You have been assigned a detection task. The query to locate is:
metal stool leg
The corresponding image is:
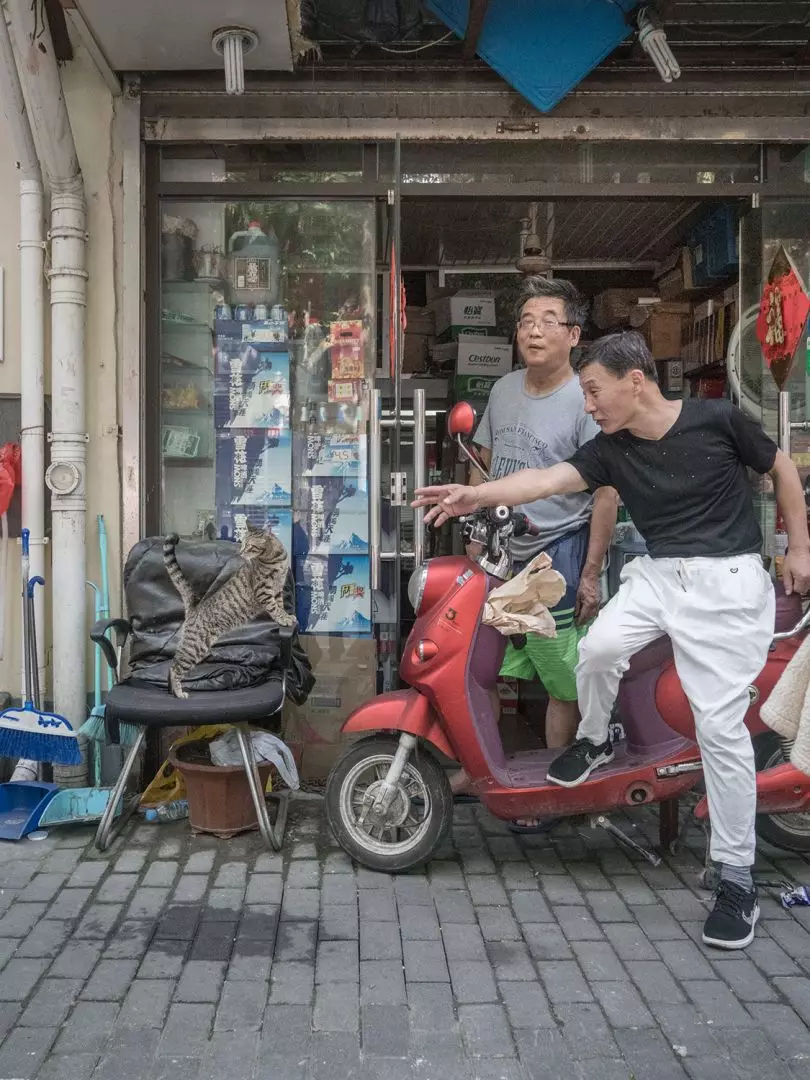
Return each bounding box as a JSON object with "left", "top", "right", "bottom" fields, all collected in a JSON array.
[
  {"left": 94, "top": 728, "right": 147, "bottom": 852},
  {"left": 235, "top": 723, "right": 289, "bottom": 852}
]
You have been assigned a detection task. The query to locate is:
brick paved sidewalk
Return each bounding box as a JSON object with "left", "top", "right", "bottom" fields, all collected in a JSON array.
[{"left": 0, "top": 798, "right": 808, "bottom": 1080}]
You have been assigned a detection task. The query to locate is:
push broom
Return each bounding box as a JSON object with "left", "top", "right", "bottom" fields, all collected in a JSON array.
[{"left": 0, "top": 529, "right": 81, "bottom": 765}]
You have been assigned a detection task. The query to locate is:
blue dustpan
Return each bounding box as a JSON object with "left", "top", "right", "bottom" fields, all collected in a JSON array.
[
  {"left": 0, "top": 781, "right": 59, "bottom": 840},
  {"left": 38, "top": 786, "right": 121, "bottom": 828}
]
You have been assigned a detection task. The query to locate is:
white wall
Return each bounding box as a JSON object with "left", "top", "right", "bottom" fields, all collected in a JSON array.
[{"left": 0, "top": 38, "right": 122, "bottom": 704}]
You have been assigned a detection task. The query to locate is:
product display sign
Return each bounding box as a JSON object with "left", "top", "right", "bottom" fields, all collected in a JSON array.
[
  {"left": 216, "top": 429, "right": 293, "bottom": 511},
  {"left": 297, "top": 432, "right": 367, "bottom": 478},
  {"left": 293, "top": 476, "right": 370, "bottom": 556},
  {"left": 295, "top": 554, "right": 372, "bottom": 635}
]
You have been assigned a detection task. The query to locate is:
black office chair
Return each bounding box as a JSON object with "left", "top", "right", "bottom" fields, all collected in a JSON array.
[{"left": 90, "top": 535, "right": 313, "bottom": 853}]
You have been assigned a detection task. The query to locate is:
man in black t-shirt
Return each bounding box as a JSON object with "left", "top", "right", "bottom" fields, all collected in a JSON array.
[{"left": 414, "top": 331, "right": 810, "bottom": 952}]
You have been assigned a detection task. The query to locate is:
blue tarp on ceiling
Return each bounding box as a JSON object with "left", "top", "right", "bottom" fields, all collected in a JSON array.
[{"left": 427, "top": 0, "right": 638, "bottom": 113}]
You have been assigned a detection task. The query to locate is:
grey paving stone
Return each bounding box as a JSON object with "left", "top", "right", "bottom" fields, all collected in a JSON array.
[
  {"left": 570, "top": 940, "right": 626, "bottom": 982},
  {"left": 0, "top": 1025, "right": 57, "bottom": 1078},
  {"left": 321, "top": 875, "right": 357, "bottom": 905},
  {"left": 245, "top": 874, "right": 283, "bottom": 905},
  {"left": 316, "top": 939, "right": 359, "bottom": 983},
  {"left": 158, "top": 1002, "right": 215, "bottom": 1056},
  {"left": 361, "top": 960, "right": 407, "bottom": 1005},
  {"left": 711, "top": 1027, "right": 787, "bottom": 1080},
  {"left": 522, "top": 923, "right": 574, "bottom": 961},
  {"left": 117, "top": 979, "right": 175, "bottom": 1028},
  {"left": 53, "top": 1000, "right": 119, "bottom": 1054},
  {"left": 0, "top": 935, "right": 16, "bottom": 968},
  {"left": 610, "top": 876, "right": 658, "bottom": 906},
  {"left": 603, "top": 922, "right": 659, "bottom": 962},
  {"left": 509, "top": 890, "right": 554, "bottom": 923},
  {"left": 19, "top": 977, "right": 82, "bottom": 1027},
  {"left": 772, "top": 976, "right": 810, "bottom": 1025},
  {"left": 0, "top": 862, "right": 37, "bottom": 889},
  {"left": 567, "top": 864, "right": 613, "bottom": 891},
  {"left": 540, "top": 877, "right": 584, "bottom": 906},
  {"left": 585, "top": 890, "right": 634, "bottom": 923},
  {"left": 477, "top": 907, "right": 522, "bottom": 942},
  {"left": 281, "top": 887, "right": 320, "bottom": 921},
  {"left": 441, "top": 923, "right": 487, "bottom": 961},
  {"left": 203, "top": 888, "right": 244, "bottom": 918},
  {"left": 0, "top": 901, "right": 47, "bottom": 936},
  {"left": 591, "top": 979, "right": 656, "bottom": 1027},
  {"left": 654, "top": 938, "right": 717, "bottom": 980},
  {"left": 269, "top": 960, "right": 314, "bottom": 1004},
  {"left": 197, "top": 1030, "right": 259, "bottom": 1080},
  {"left": 458, "top": 851, "right": 498, "bottom": 876},
  {"left": 49, "top": 887, "right": 91, "bottom": 919},
  {"left": 113, "top": 851, "right": 148, "bottom": 874},
  {"left": 746, "top": 935, "right": 801, "bottom": 977},
  {"left": 275, "top": 919, "right": 318, "bottom": 962},
  {"left": 17, "top": 918, "right": 72, "bottom": 958},
  {"left": 189, "top": 920, "right": 237, "bottom": 962},
  {"left": 214, "top": 978, "right": 268, "bottom": 1030},
  {"left": 487, "top": 837, "right": 525, "bottom": 864},
  {"left": 466, "top": 876, "right": 509, "bottom": 906},
  {"left": 407, "top": 983, "right": 456, "bottom": 1031},
  {"left": 228, "top": 940, "right": 273, "bottom": 982},
  {"left": 307, "top": 1030, "right": 364, "bottom": 1080},
  {"left": 649, "top": 1002, "right": 727, "bottom": 1059},
  {"left": 40, "top": 850, "right": 82, "bottom": 874},
  {"left": 185, "top": 851, "right": 216, "bottom": 874},
  {"left": 556, "top": 1002, "right": 621, "bottom": 1060},
  {"left": 314, "top": 980, "right": 359, "bottom": 1032},
  {"left": 459, "top": 1003, "right": 514, "bottom": 1058},
  {"left": 403, "top": 940, "right": 450, "bottom": 982},
  {"left": 290, "top": 841, "right": 318, "bottom": 860},
  {"left": 361, "top": 919, "right": 402, "bottom": 961},
  {"left": 138, "top": 942, "right": 188, "bottom": 979},
  {"left": 711, "top": 958, "right": 778, "bottom": 1002},
  {"left": 319, "top": 904, "right": 359, "bottom": 941},
  {"left": 613, "top": 1027, "right": 691, "bottom": 1080},
  {"left": 501, "top": 863, "right": 539, "bottom": 891},
  {"left": 658, "top": 889, "right": 711, "bottom": 922},
  {"left": 49, "top": 941, "right": 103, "bottom": 979},
  {"left": 633, "top": 904, "right": 690, "bottom": 942},
  {"left": 81, "top": 958, "right": 140, "bottom": 1001},
  {"left": 538, "top": 959, "right": 594, "bottom": 1004},
  {"left": 398, "top": 903, "right": 441, "bottom": 941},
  {"left": 751, "top": 1002, "right": 810, "bottom": 1060},
  {"left": 142, "top": 862, "right": 179, "bottom": 888},
  {"left": 18, "top": 873, "right": 67, "bottom": 903},
  {"left": 254, "top": 852, "right": 285, "bottom": 873},
  {"left": 363, "top": 1003, "right": 410, "bottom": 1056},
  {"left": 128, "top": 888, "right": 171, "bottom": 920},
  {"left": 155, "top": 904, "right": 200, "bottom": 941},
  {"left": 359, "top": 888, "right": 398, "bottom": 922},
  {"left": 554, "top": 905, "right": 604, "bottom": 942},
  {"left": 259, "top": 1003, "right": 313, "bottom": 1058},
  {"left": 175, "top": 960, "right": 227, "bottom": 1003},
  {"left": 626, "top": 959, "right": 686, "bottom": 1003},
  {"left": 286, "top": 860, "right": 321, "bottom": 889},
  {"left": 499, "top": 981, "right": 555, "bottom": 1030},
  {"left": 323, "top": 851, "right": 354, "bottom": 876},
  {"left": 682, "top": 979, "right": 754, "bottom": 1027},
  {"left": 435, "top": 891, "right": 477, "bottom": 925},
  {"left": 759, "top": 920, "right": 810, "bottom": 959},
  {"left": 74, "top": 903, "right": 122, "bottom": 939},
  {"left": 212, "top": 862, "right": 247, "bottom": 889},
  {"left": 173, "top": 875, "right": 208, "bottom": 903},
  {"left": 486, "top": 941, "right": 536, "bottom": 982},
  {"left": 103, "top": 920, "right": 154, "bottom": 959},
  {"left": 238, "top": 905, "right": 280, "bottom": 941},
  {"left": 97, "top": 873, "right": 139, "bottom": 903},
  {"left": 0, "top": 957, "right": 50, "bottom": 1000},
  {"left": 429, "top": 862, "right": 466, "bottom": 890},
  {"left": 37, "top": 1052, "right": 100, "bottom": 1079},
  {"left": 448, "top": 959, "right": 499, "bottom": 1003}
]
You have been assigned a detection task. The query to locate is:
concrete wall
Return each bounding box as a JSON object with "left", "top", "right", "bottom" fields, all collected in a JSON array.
[{"left": 0, "top": 39, "right": 122, "bottom": 705}]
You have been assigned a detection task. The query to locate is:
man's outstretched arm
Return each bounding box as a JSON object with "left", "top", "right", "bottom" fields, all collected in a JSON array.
[
  {"left": 771, "top": 449, "right": 810, "bottom": 595},
  {"left": 412, "top": 462, "right": 588, "bottom": 527}
]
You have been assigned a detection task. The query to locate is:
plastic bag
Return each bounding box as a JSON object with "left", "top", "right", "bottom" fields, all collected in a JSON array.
[
  {"left": 209, "top": 729, "right": 300, "bottom": 791},
  {"left": 139, "top": 724, "right": 232, "bottom": 808},
  {"left": 482, "top": 551, "right": 566, "bottom": 638}
]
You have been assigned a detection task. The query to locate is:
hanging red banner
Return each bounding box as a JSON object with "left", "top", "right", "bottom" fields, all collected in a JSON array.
[{"left": 756, "top": 245, "right": 810, "bottom": 391}]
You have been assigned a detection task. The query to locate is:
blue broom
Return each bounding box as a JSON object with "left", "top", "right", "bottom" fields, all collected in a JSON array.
[{"left": 0, "top": 530, "right": 81, "bottom": 765}]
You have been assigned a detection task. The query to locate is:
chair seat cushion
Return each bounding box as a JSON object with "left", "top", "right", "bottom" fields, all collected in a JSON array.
[{"left": 105, "top": 677, "right": 284, "bottom": 728}]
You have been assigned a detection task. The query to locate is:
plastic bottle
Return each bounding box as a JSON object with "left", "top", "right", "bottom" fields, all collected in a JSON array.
[{"left": 143, "top": 799, "right": 189, "bottom": 823}]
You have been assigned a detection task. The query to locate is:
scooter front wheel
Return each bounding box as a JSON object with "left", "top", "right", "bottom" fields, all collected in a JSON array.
[{"left": 325, "top": 735, "right": 454, "bottom": 873}]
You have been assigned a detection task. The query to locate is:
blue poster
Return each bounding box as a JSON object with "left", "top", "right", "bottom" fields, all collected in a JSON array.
[
  {"left": 293, "top": 476, "right": 369, "bottom": 556},
  {"left": 297, "top": 432, "right": 367, "bottom": 478},
  {"left": 216, "top": 429, "right": 293, "bottom": 514},
  {"left": 295, "top": 554, "right": 372, "bottom": 635}
]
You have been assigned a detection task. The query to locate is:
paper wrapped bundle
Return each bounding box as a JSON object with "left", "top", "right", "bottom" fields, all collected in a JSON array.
[{"left": 482, "top": 551, "right": 567, "bottom": 639}]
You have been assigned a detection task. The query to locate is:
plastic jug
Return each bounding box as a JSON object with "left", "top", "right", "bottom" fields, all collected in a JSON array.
[{"left": 228, "top": 220, "right": 280, "bottom": 306}]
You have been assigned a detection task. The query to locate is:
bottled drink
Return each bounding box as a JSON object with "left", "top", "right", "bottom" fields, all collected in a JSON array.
[{"left": 143, "top": 799, "right": 188, "bottom": 824}]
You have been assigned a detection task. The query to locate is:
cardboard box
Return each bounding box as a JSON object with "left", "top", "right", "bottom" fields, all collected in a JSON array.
[
  {"left": 429, "top": 292, "right": 497, "bottom": 339},
  {"left": 592, "top": 288, "right": 656, "bottom": 330},
  {"left": 405, "top": 306, "right": 436, "bottom": 337},
  {"left": 659, "top": 359, "right": 684, "bottom": 392},
  {"left": 452, "top": 375, "right": 499, "bottom": 408},
  {"left": 403, "top": 333, "right": 429, "bottom": 374},
  {"left": 456, "top": 338, "right": 512, "bottom": 378},
  {"left": 655, "top": 247, "right": 695, "bottom": 300}
]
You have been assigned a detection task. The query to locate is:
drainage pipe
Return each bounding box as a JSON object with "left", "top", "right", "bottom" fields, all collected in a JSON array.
[
  {"left": 0, "top": 7, "right": 46, "bottom": 697},
  {"left": 5, "top": 0, "right": 87, "bottom": 729}
]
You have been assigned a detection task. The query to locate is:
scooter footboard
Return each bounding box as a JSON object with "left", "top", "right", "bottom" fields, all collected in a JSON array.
[{"left": 341, "top": 689, "right": 457, "bottom": 762}]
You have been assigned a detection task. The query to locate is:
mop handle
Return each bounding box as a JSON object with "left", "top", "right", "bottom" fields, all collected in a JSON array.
[
  {"left": 27, "top": 577, "right": 44, "bottom": 711},
  {"left": 21, "top": 529, "right": 31, "bottom": 706}
]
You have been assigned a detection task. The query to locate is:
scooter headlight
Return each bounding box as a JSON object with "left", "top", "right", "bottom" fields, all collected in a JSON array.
[{"left": 407, "top": 563, "right": 429, "bottom": 613}]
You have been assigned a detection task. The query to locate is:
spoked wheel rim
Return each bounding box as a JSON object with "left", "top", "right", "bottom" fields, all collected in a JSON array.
[
  {"left": 338, "top": 753, "right": 433, "bottom": 858},
  {"left": 761, "top": 746, "right": 810, "bottom": 838}
]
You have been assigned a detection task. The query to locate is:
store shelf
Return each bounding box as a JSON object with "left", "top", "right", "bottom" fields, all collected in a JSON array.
[{"left": 163, "top": 457, "right": 215, "bottom": 468}]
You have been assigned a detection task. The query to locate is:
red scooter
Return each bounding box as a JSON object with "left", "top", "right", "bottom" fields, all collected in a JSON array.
[{"left": 325, "top": 403, "right": 810, "bottom": 873}]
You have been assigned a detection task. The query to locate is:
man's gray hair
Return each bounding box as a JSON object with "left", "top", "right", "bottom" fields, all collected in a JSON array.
[
  {"left": 514, "top": 277, "right": 589, "bottom": 329},
  {"left": 573, "top": 330, "right": 658, "bottom": 382}
]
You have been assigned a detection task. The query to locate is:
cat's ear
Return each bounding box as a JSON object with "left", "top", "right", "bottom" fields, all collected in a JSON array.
[{"left": 245, "top": 521, "right": 261, "bottom": 535}]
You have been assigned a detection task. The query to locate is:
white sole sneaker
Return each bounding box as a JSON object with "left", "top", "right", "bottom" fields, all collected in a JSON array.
[
  {"left": 546, "top": 749, "right": 615, "bottom": 788},
  {"left": 702, "top": 902, "right": 760, "bottom": 950}
]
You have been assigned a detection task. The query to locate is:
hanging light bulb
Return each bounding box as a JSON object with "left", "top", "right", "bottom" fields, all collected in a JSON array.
[
  {"left": 212, "top": 26, "right": 259, "bottom": 95},
  {"left": 637, "top": 6, "right": 681, "bottom": 83}
]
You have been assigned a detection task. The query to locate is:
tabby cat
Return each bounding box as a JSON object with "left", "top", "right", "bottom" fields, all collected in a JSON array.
[{"left": 163, "top": 523, "right": 296, "bottom": 699}]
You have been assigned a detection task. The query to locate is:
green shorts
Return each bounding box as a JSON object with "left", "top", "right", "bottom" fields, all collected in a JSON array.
[{"left": 500, "top": 620, "right": 588, "bottom": 702}]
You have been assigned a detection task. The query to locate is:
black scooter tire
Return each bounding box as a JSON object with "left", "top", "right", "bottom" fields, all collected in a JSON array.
[{"left": 325, "top": 735, "right": 454, "bottom": 873}]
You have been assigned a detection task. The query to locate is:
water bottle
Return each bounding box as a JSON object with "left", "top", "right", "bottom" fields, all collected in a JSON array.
[{"left": 143, "top": 799, "right": 188, "bottom": 823}]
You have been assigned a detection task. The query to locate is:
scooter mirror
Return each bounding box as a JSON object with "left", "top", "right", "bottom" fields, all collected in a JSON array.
[{"left": 448, "top": 401, "right": 477, "bottom": 439}]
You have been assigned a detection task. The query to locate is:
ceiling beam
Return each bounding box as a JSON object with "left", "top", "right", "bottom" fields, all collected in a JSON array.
[
  {"left": 45, "top": 0, "right": 72, "bottom": 62},
  {"left": 463, "top": 0, "right": 489, "bottom": 60}
]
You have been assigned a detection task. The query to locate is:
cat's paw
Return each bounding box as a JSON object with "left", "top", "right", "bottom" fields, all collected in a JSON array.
[{"left": 172, "top": 688, "right": 189, "bottom": 700}]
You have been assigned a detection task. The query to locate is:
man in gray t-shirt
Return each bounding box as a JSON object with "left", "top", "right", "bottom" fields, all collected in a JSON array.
[{"left": 456, "top": 279, "right": 617, "bottom": 828}]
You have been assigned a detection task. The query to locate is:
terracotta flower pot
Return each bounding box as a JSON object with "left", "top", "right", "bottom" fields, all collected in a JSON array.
[{"left": 169, "top": 740, "right": 273, "bottom": 838}]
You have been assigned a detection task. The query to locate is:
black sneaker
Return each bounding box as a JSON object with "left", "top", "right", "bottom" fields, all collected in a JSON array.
[
  {"left": 546, "top": 738, "right": 614, "bottom": 788},
  {"left": 702, "top": 881, "right": 759, "bottom": 950}
]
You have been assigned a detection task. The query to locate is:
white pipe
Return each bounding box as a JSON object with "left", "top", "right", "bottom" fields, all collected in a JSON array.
[
  {"left": 6, "top": 0, "right": 87, "bottom": 729},
  {"left": 0, "top": 6, "right": 46, "bottom": 696}
]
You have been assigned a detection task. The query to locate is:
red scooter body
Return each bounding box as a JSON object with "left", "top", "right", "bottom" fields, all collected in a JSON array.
[{"left": 343, "top": 554, "right": 810, "bottom": 826}]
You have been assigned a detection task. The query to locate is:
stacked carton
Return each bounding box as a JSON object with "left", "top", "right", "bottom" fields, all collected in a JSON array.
[{"left": 426, "top": 291, "right": 511, "bottom": 408}]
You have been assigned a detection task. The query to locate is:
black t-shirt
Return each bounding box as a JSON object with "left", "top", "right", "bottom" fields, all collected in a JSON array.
[{"left": 567, "top": 399, "right": 777, "bottom": 558}]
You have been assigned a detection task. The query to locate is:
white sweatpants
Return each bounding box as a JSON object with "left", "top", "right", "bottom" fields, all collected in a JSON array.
[{"left": 576, "top": 554, "right": 775, "bottom": 867}]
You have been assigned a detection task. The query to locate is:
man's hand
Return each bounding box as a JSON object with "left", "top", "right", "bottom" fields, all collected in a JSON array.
[
  {"left": 412, "top": 484, "right": 482, "bottom": 527},
  {"left": 575, "top": 568, "right": 601, "bottom": 626},
  {"left": 782, "top": 547, "right": 810, "bottom": 596}
]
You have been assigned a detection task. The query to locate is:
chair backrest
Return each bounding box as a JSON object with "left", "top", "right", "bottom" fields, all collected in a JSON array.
[{"left": 122, "top": 536, "right": 314, "bottom": 702}]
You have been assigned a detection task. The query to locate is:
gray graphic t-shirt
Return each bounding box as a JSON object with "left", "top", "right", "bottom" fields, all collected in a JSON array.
[{"left": 475, "top": 371, "right": 599, "bottom": 561}]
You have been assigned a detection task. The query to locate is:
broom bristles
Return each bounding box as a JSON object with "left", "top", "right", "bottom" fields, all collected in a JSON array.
[{"left": 0, "top": 724, "right": 82, "bottom": 765}]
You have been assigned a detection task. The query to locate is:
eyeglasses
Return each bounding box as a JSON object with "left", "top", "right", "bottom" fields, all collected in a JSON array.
[{"left": 517, "top": 315, "right": 574, "bottom": 333}]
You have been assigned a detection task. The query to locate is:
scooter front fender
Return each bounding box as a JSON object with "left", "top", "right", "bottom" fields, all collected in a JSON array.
[{"left": 341, "top": 689, "right": 457, "bottom": 762}]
